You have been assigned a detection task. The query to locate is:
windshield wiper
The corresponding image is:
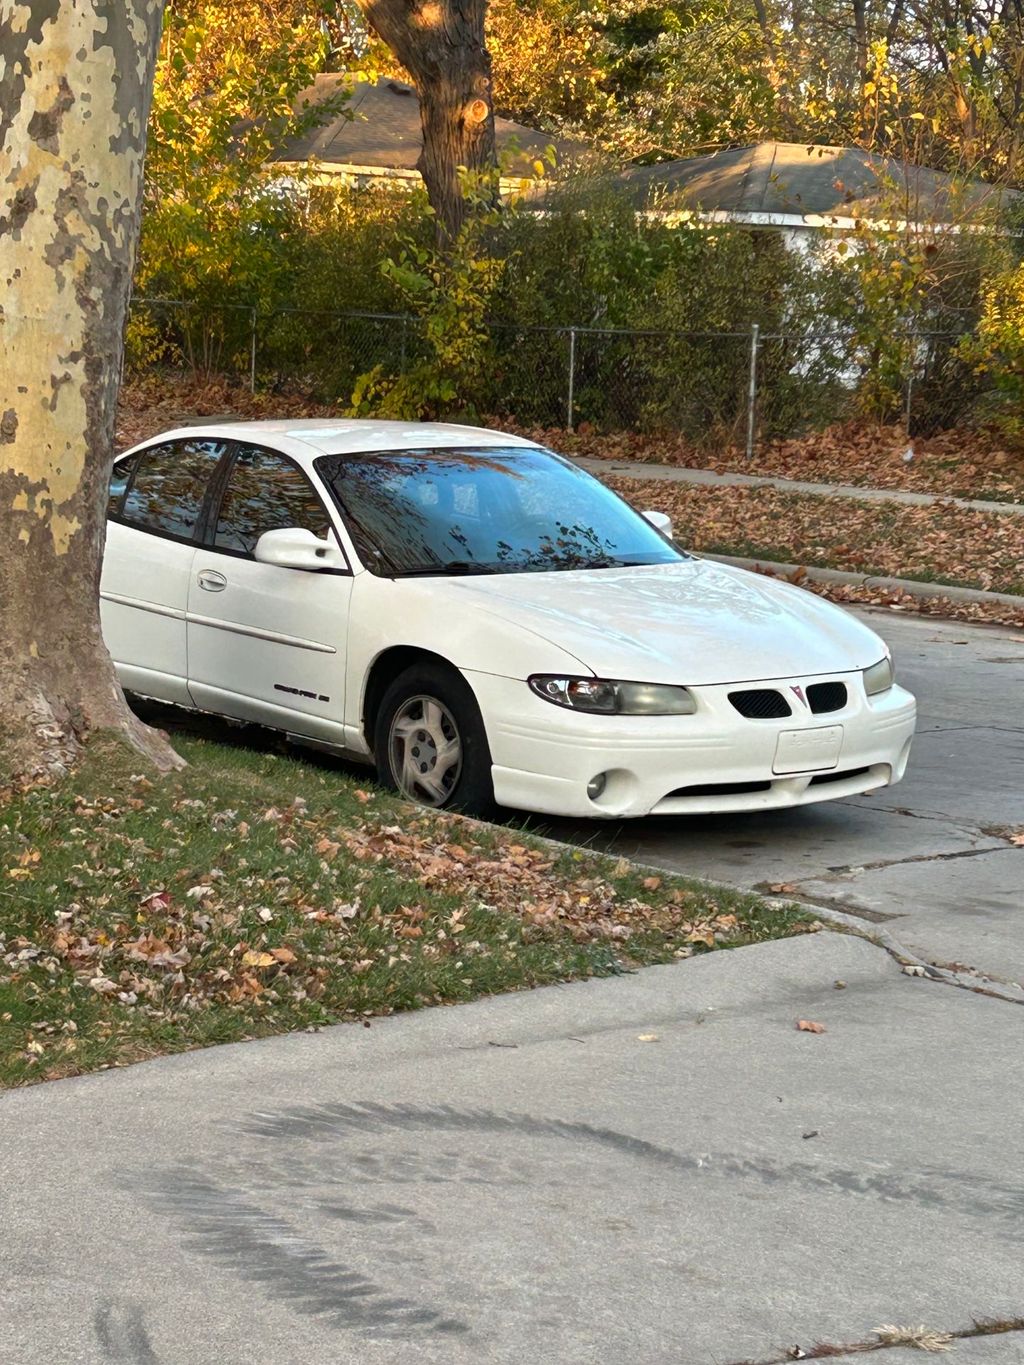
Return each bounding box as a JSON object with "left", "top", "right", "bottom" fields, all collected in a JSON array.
[{"left": 395, "top": 560, "right": 497, "bottom": 578}]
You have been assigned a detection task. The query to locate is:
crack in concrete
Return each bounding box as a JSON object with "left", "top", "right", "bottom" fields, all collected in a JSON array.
[
  {"left": 722, "top": 1314, "right": 1024, "bottom": 1364},
  {"left": 823, "top": 844, "right": 1015, "bottom": 876},
  {"left": 850, "top": 801, "right": 997, "bottom": 837},
  {"left": 916, "top": 724, "right": 1024, "bottom": 736},
  {"left": 772, "top": 901, "right": 1024, "bottom": 1004}
]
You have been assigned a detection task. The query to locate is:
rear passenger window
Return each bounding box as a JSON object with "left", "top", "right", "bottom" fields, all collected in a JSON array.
[
  {"left": 108, "top": 454, "right": 136, "bottom": 517},
  {"left": 213, "top": 446, "right": 332, "bottom": 556},
  {"left": 121, "top": 440, "right": 226, "bottom": 540}
]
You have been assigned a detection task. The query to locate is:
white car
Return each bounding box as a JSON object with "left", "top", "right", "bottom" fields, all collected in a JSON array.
[{"left": 103, "top": 420, "right": 916, "bottom": 819}]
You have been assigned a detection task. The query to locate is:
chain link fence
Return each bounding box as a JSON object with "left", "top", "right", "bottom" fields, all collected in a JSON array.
[{"left": 126, "top": 297, "right": 979, "bottom": 451}]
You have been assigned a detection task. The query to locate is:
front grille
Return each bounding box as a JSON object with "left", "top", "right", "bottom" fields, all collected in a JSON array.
[
  {"left": 809, "top": 766, "right": 869, "bottom": 786},
  {"left": 807, "top": 681, "right": 848, "bottom": 713},
  {"left": 729, "top": 689, "right": 792, "bottom": 719},
  {"left": 667, "top": 780, "right": 773, "bottom": 798}
]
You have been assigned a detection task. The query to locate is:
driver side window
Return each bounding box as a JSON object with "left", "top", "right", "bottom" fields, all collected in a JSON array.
[{"left": 214, "top": 445, "right": 332, "bottom": 556}]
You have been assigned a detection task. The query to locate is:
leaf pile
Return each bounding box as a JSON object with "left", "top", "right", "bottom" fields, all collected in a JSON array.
[
  {"left": 517, "top": 420, "right": 1024, "bottom": 506},
  {"left": 606, "top": 477, "right": 1024, "bottom": 601},
  {"left": 335, "top": 823, "right": 764, "bottom": 949},
  {"left": 0, "top": 735, "right": 808, "bottom": 1087},
  {"left": 116, "top": 375, "right": 335, "bottom": 452},
  {"left": 119, "top": 379, "right": 1024, "bottom": 509},
  {"left": 753, "top": 569, "right": 1024, "bottom": 631}
]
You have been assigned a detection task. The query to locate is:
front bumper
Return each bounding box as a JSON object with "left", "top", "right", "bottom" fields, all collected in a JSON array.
[{"left": 466, "top": 669, "right": 917, "bottom": 819}]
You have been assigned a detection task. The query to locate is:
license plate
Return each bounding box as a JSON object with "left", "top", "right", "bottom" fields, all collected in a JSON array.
[{"left": 773, "top": 725, "right": 844, "bottom": 774}]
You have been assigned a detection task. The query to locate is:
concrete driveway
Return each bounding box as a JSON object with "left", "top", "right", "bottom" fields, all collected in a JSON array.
[{"left": 536, "top": 611, "right": 1024, "bottom": 986}]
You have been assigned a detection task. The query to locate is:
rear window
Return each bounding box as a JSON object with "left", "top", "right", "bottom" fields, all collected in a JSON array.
[{"left": 120, "top": 439, "right": 227, "bottom": 541}]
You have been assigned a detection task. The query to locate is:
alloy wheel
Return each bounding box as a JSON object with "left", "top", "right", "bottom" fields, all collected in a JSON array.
[{"left": 388, "top": 694, "right": 463, "bottom": 806}]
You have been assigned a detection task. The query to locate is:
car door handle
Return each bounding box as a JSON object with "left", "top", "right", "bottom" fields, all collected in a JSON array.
[{"left": 197, "top": 569, "right": 227, "bottom": 592}]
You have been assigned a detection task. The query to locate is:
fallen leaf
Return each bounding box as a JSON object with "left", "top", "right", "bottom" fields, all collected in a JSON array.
[
  {"left": 796, "top": 1019, "right": 826, "bottom": 1033},
  {"left": 636, "top": 1033, "right": 659, "bottom": 1042},
  {"left": 641, "top": 876, "right": 662, "bottom": 891},
  {"left": 140, "top": 891, "right": 172, "bottom": 912},
  {"left": 269, "top": 947, "right": 296, "bottom": 964},
  {"left": 241, "top": 950, "right": 276, "bottom": 968}
]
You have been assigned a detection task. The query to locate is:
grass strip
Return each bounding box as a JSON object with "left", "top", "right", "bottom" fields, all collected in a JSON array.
[{"left": 0, "top": 734, "right": 811, "bottom": 1087}]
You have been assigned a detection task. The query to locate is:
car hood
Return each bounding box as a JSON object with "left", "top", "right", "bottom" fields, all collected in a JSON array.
[{"left": 444, "top": 559, "right": 886, "bottom": 685}]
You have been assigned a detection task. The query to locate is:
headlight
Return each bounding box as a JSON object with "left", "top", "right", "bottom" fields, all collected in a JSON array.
[
  {"left": 528, "top": 676, "right": 697, "bottom": 715},
  {"left": 863, "top": 655, "right": 894, "bottom": 696}
]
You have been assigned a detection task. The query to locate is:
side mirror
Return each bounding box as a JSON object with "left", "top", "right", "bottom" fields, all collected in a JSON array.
[
  {"left": 643, "top": 509, "right": 673, "bottom": 538},
  {"left": 254, "top": 527, "right": 346, "bottom": 572}
]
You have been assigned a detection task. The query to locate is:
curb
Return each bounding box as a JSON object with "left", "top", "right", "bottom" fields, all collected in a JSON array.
[
  {"left": 523, "top": 828, "right": 1024, "bottom": 1007},
  {"left": 702, "top": 552, "right": 1024, "bottom": 612}
]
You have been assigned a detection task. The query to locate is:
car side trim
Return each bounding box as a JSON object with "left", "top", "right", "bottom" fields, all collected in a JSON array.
[
  {"left": 186, "top": 611, "right": 337, "bottom": 654},
  {"left": 100, "top": 591, "right": 187, "bottom": 622}
]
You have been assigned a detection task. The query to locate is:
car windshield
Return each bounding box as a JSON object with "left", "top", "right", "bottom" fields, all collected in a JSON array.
[{"left": 315, "top": 445, "right": 687, "bottom": 576}]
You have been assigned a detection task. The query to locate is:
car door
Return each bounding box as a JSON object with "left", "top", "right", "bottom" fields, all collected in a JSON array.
[
  {"left": 186, "top": 442, "right": 353, "bottom": 744},
  {"left": 102, "top": 438, "right": 228, "bottom": 706}
]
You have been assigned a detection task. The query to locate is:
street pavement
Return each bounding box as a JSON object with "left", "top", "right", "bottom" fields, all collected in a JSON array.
[
  {"left": 537, "top": 610, "right": 1024, "bottom": 987},
  {"left": 2, "top": 611, "right": 1023, "bottom": 1364}
]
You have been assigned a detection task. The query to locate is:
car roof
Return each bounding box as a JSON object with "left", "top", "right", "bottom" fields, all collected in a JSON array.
[{"left": 126, "top": 418, "right": 542, "bottom": 466}]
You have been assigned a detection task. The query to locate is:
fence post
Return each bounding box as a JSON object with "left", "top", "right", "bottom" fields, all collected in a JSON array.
[
  {"left": 566, "top": 327, "right": 577, "bottom": 431},
  {"left": 904, "top": 359, "right": 914, "bottom": 439},
  {"left": 249, "top": 308, "right": 258, "bottom": 394},
  {"left": 400, "top": 315, "right": 408, "bottom": 371},
  {"left": 745, "top": 322, "right": 760, "bottom": 459}
]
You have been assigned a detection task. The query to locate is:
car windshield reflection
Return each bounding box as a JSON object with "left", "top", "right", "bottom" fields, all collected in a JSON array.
[{"left": 315, "top": 446, "right": 687, "bottom": 576}]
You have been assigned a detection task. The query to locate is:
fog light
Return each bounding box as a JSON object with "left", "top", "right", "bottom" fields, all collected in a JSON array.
[{"left": 587, "top": 773, "right": 607, "bottom": 800}]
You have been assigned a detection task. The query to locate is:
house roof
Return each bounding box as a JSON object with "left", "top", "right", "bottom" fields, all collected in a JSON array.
[
  {"left": 613, "top": 142, "right": 1017, "bottom": 224},
  {"left": 271, "top": 76, "right": 583, "bottom": 177}
]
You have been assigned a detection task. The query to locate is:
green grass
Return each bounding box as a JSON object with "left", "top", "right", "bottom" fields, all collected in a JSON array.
[{"left": 0, "top": 729, "right": 812, "bottom": 1087}]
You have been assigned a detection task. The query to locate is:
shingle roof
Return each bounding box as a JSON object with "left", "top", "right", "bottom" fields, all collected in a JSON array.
[
  {"left": 272, "top": 76, "right": 583, "bottom": 176},
  {"left": 614, "top": 142, "right": 1016, "bottom": 223}
]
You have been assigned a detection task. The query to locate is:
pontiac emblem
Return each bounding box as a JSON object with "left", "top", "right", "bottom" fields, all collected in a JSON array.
[{"left": 790, "top": 685, "right": 807, "bottom": 706}]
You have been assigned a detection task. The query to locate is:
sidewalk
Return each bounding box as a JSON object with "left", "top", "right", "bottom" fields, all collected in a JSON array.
[
  {"left": 568, "top": 453, "right": 1024, "bottom": 517},
  {"left": 2, "top": 932, "right": 1023, "bottom": 1365}
]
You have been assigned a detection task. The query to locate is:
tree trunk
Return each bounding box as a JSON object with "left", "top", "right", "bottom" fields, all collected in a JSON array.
[
  {"left": 356, "top": 0, "right": 497, "bottom": 241},
  {"left": 0, "top": 1, "right": 181, "bottom": 785}
]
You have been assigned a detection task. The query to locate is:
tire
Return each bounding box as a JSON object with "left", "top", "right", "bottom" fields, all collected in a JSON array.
[{"left": 373, "top": 662, "right": 495, "bottom": 817}]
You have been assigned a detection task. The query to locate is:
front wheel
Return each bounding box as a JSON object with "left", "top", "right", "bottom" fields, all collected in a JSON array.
[{"left": 373, "top": 663, "right": 495, "bottom": 817}]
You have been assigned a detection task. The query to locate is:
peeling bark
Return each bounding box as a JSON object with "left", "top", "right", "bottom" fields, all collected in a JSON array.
[
  {"left": 356, "top": 0, "right": 497, "bottom": 241},
  {"left": 0, "top": 1, "right": 181, "bottom": 784}
]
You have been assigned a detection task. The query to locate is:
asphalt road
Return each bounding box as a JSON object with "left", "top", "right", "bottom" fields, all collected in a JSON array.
[{"left": 534, "top": 610, "right": 1024, "bottom": 987}]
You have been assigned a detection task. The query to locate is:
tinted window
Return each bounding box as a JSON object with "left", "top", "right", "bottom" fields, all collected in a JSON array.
[
  {"left": 121, "top": 440, "right": 226, "bottom": 540},
  {"left": 108, "top": 454, "right": 135, "bottom": 517},
  {"left": 316, "top": 446, "right": 686, "bottom": 576},
  {"left": 214, "top": 446, "right": 332, "bottom": 556}
]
